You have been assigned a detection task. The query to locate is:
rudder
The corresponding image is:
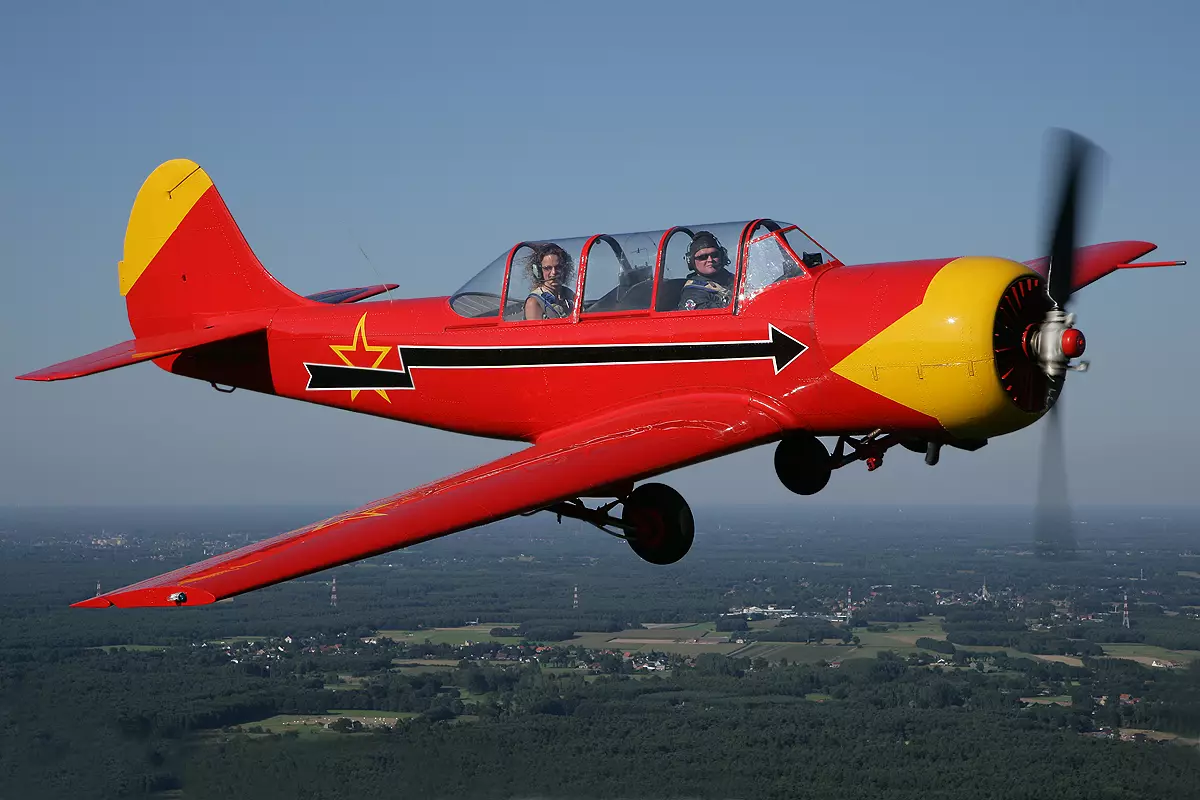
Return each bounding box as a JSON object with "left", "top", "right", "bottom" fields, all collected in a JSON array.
[{"left": 121, "top": 159, "right": 307, "bottom": 337}]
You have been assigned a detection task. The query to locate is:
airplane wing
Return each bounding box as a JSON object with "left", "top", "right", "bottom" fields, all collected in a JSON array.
[
  {"left": 1022, "top": 241, "right": 1171, "bottom": 293},
  {"left": 75, "top": 391, "right": 785, "bottom": 608}
]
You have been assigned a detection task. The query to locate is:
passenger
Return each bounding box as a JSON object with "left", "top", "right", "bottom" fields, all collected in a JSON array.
[
  {"left": 523, "top": 243, "right": 576, "bottom": 320},
  {"left": 676, "top": 231, "right": 734, "bottom": 311}
]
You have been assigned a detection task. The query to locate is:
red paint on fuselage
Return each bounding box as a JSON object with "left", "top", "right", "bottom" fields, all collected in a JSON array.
[{"left": 172, "top": 263, "right": 943, "bottom": 443}]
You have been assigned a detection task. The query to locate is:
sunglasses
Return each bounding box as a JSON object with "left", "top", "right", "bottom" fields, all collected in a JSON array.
[{"left": 694, "top": 252, "right": 721, "bottom": 262}]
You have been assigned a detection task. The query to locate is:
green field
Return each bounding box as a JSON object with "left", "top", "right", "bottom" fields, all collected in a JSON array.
[
  {"left": 1099, "top": 643, "right": 1200, "bottom": 665},
  {"left": 391, "top": 658, "right": 465, "bottom": 672},
  {"left": 732, "top": 642, "right": 850, "bottom": 664},
  {"left": 1021, "top": 695, "right": 1072, "bottom": 705},
  {"left": 90, "top": 644, "right": 169, "bottom": 653},
  {"left": 243, "top": 710, "right": 421, "bottom": 736},
  {"left": 856, "top": 618, "right": 947, "bottom": 648},
  {"left": 375, "top": 624, "right": 524, "bottom": 646},
  {"left": 571, "top": 626, "right": 741, "bottom": 656}
]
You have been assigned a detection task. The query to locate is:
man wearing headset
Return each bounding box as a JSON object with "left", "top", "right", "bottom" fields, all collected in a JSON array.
[{"left": 676, "top": 231, "right": 735, "bottom": 311}]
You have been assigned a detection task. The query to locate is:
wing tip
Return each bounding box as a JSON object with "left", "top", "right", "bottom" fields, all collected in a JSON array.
[
  {"left": 72, "top": 586, "right": 217, "bottom": 609},
  {"left": 71, "top": 596, "right": 114, "bottom": 609}
]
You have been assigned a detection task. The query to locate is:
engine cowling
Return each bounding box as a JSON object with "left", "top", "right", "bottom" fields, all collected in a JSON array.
[{"left": 815, "top": 256, "right": 1051, "bottom": 441}]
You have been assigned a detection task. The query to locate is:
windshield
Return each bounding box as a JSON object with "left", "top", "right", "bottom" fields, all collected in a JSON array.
[{"left": 739, "top": 224, "right": 837, "bottom": 306}]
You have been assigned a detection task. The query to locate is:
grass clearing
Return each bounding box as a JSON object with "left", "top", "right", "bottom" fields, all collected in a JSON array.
[
  {"left": 1021, "top": 695, "right": 1072, "bottom": 705},
  {"left": 733, "top": 642, "right": 854, "bottom": 664},
  {"left": 240, "top": 711, "right": 421, "bottom": 736},
  {"left": 90, "top": 644, "right": 169, "bottom": 653},
  {"left": 1120, "top": 728, "right": 1199, "bottom": 745},
  {"left": 375, "top": 624, "right": 524, "bottom": 646},
  {"left": 1099, "top": 643, "right": 1200, "bottom": 666},
  {"left": 570, "top": 626, "right": 739, "bottom": 656}
]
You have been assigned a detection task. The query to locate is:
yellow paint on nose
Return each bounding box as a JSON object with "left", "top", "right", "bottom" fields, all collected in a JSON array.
[{"left": 831, "top": 256, "right": 1044, "bottom": 439}]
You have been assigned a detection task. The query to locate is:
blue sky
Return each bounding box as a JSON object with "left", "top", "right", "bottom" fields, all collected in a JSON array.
[{"left": 2, "top": 1, "right": 1197, "bottom": 510}]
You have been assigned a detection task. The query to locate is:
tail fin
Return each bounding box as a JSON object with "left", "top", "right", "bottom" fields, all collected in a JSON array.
[{"left": 121, "top": 159, "right": 307, "bottom": 337}]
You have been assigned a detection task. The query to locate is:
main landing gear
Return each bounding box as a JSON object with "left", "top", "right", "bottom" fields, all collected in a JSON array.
[
  {"left": 533, "top": 482, "right": 695, "bottom": 565},
  {"left": 773, "top": 431, "right": 989, "bottom": 495}
]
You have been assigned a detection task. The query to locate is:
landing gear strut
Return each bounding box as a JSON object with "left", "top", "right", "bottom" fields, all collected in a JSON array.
[{"left": 535, "top": 482, "right": 695, "bottom": 565}]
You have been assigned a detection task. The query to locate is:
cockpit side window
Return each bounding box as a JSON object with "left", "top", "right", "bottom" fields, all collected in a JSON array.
[
  {"left": 780, "top": 227, "right": 835, "bottom": 270},
  {"left": 579, "top": 232, "right": 658, "bottom": 315},
  {"left": 502, "top": 244, "right": 544, "bottom": 320},
  {"left": 653, "top": 227, "right": 694, "bottom": 311},
  {"left": 450, "top": 250, "right": 509, "bottom": 319}
]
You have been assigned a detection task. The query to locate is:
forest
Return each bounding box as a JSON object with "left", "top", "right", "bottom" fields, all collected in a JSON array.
[{"left": 2, "top": 504, "right": 1200, "bottom": 798}]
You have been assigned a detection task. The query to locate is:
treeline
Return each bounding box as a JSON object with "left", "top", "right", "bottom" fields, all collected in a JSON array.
[
  {"left": 177, "top": 655, "right": 1200, "bottom": 800},
  {"left": 915, "top": 637, "right": 955, "bottom": 655},
  {"left": 942, "top": 608, "right": 1106, "bottom": 657},
  {"left": 749, "top": 618, "right": 851, "bottom": 643}
]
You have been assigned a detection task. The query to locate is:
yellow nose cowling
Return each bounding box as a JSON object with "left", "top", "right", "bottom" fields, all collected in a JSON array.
[{"left": 830, "top": 256, "right": 1046, "bottom": 440}]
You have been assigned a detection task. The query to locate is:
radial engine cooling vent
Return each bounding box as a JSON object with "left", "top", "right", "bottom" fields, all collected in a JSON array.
[{"left": 993, "top": 275, "right": 1056, "bottom": 413}]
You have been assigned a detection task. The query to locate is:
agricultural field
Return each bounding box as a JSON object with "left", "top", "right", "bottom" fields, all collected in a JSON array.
[
  {"left": 950, "top": 644, "right": 1083, "bottom": 667},
  {"left": 391, "top": 658, "right": 465, "bottom": 672},
  {"left": 374, "top": 624, "right": 523, "bottom": 646},
  {"left": 90, "top": 644, "right": 168, "bottom": 653},
  {"left": 855, "top": 618, "right": 947, "bottom": 647},
  {"left": 570, "top": 626, "right": 741, "bottom": 656},
  {"left": 1020, "top": 695, "right": 1073, "bottom": 705},
  {"left": 730, "top": 642, "right": 851, "bottom": 664},
  {"left": 1099, "top": 643, "right": 1200, "bottom": 666}
]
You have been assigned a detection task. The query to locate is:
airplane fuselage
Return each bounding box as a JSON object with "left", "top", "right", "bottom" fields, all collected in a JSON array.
[{"left": 163, "top": 254, "right": 1047, "bottom": 446}]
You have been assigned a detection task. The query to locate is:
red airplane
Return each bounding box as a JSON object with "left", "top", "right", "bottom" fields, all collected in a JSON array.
[{"left": 17, "top": 131, "right": 1183, "bottom": 609}]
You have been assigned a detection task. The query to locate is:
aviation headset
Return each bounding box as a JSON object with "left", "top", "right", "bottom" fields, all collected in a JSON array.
[{"left": 685, "top": 232, "right": 730, "bottom": 270}]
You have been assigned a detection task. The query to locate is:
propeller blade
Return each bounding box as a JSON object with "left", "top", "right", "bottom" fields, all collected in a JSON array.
[
  {"left": 1034, "top": 394, "right": 1076, "bottom": 559},
  {"left": 1043, "top": 129, "right": 1098, "bottom": 309}
]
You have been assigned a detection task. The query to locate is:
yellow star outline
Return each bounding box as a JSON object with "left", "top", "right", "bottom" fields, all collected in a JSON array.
[{"left": 329, "top": 313, "right": 393, "bottom": 402}]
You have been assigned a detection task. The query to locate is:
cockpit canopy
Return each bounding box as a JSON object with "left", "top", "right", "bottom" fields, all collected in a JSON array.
[{"left": 450, "top": 219, "right": 838, "bottom": 319}]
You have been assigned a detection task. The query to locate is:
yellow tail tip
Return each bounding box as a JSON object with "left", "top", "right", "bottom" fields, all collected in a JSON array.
[{"left": 120, "top": 159, "right": 214, "bottom": 296}]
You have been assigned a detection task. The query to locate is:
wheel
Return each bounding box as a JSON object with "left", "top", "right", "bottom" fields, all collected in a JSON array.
[
  {"left": 774, "top": 434, "right": 832, "bottom": 495},
  {"left": 622, "top": 483, "right": 694, "bottom": 565}
]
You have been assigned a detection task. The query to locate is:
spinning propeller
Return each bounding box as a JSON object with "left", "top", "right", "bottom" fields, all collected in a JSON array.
[{"left": 1030, "top": 129, "right": 1098, "bottom": 559}]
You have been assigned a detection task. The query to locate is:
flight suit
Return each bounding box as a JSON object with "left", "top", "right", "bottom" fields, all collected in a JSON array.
[
  {"left": 676, "top": 269, "right": 734, "bottom": 311},
  {"left": 526, "top": 287, "right": 574, "bottom": 319}
]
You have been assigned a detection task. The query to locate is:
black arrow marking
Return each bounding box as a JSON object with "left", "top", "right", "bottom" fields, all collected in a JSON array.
[{"left": 304, "top": 324, "right": 806, "bottom": 392}]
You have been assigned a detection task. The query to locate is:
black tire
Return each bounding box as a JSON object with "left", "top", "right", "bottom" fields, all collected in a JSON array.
[
  {"left": 774, "top": 434, "right": 832, "bottom": 495},
  {"left": 622, "top": 483, "right": 694, "bottom": 565}
]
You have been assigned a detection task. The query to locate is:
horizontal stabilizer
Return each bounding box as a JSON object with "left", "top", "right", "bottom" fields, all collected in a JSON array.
[
  {"left": 305, "top": 284, "right": 398, "bottom": 304},
  {"left": 16, "top": 317, "right": 267, "bottom": 382}
]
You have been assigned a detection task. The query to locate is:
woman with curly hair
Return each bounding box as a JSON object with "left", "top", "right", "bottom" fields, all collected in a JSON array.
[{"left": 523, "top": 242, "right": 576, "bottom": 320}]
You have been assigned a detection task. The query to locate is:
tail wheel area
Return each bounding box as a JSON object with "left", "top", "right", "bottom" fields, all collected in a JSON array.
[{"left": 622, "top": 483, "right": 694, "bottom": 565}]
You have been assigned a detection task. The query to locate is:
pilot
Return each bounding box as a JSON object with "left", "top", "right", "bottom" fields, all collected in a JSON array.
[
  {"left": 523, "top": 243, "right": 576, "bottom": 320},
  {"left": 677, "top": 231, "right": 734, "bottom": 311}
]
